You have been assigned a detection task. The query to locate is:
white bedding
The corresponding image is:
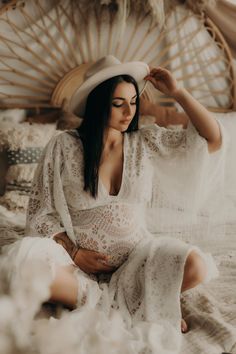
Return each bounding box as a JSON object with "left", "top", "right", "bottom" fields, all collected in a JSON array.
[
  {"left": 0, "top": 204, "right": 235, "bottom": 354},
  {"left": 181, "top": 235, "right": 236, "bottom": 354},
  {"left": 0, "top": 113, "right": 236, "bottom": 353}
]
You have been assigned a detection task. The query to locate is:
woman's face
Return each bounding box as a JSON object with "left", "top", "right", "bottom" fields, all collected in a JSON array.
[{"left": 108, "top": 82, "right": 137, "bottom": 132}]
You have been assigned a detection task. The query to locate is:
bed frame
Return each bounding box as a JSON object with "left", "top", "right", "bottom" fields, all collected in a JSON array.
[{"left": 0, "top": 0, "right": 235, "bottom": 113}]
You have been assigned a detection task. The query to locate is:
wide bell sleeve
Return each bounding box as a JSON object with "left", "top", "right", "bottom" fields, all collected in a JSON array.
[
  {"left": 140, "top": 121, "right": 229, "bottom": 235},
  {"left": 25, "top": 134, "right": 75, "bottom": 241}
]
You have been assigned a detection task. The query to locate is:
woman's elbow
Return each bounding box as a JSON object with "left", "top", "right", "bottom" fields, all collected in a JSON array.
[{"left": 207, "top": 135, "right": 222, "bottom": 153}]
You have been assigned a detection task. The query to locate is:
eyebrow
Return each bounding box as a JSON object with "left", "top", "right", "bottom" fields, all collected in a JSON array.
[{"left": 112, "top": 94, "right": 137, "bottom": 100}]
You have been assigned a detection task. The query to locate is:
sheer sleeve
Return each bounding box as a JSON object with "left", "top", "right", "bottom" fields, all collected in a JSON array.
[
  {"left": 140, "top": 121, "right": 206, "bottom": 157},
  {"left": 140, "top": 121, "right": 229, "bottom": 235},
  {"left": 25, "top": 134, "right": 75, "bottom": 240}
]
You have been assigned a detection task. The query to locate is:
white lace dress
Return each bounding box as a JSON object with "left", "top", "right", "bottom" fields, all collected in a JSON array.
[{"left": 2, "top": 122, "right": 226, "bottom": 354}]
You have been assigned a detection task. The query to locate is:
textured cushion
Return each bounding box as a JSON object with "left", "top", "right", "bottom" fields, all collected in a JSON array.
[
  {"left": 0, "top": 121, "right": 57, "bottom": 211},
  {"left": 0, "top": 150, "right": 8, "bottom": 196}
]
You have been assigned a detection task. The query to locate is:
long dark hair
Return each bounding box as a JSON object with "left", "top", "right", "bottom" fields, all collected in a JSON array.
[{"left": 77, "top": 74, "right": 140, "bottom": 198}]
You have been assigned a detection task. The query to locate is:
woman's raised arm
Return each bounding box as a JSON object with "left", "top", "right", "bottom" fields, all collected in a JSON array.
[{"left": 145, "top": 68, "right": 222, "bottom": 152}]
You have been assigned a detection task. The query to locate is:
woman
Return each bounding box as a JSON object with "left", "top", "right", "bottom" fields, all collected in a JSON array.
[{"left": 3, "top": 55, "right": 223, "bottom": 341}]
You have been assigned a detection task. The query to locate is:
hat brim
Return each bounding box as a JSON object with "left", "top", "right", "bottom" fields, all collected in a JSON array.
[{"left": 70, "top": 61, "right": 150, "bottom": 117}]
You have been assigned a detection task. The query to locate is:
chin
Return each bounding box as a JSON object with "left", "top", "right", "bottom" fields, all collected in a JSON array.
[
  {"left": 121, "top": 125, "right": 130, "bottom": 132},
  {"left": 111, "top": 125, "right": 127, "bottom": 132},
  {"left": 109, "top": 122, "right": 131, "bottom": 132}
]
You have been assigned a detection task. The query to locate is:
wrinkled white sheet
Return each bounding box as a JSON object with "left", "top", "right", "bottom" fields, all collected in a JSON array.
[
  {"left": 0, "top": 112, "right": 236, "bottom": 354},
  {"left": 0, "top": 204, "right": 236, "bottom": 354}
]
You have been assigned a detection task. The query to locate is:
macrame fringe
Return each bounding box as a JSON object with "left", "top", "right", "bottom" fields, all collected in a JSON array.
[
  {"left": 78, "top": 0, "right": 165, "bottom": 27},
  {"left": 182, "top": 0, "right": 216, "bottom": 13},
  {"left": 85, "top": 0, "right": 217, "bottom": 28}
]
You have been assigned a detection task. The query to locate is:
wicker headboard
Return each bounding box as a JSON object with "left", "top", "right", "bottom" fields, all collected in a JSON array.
[{"left": 0, "top": 0, "right": 235, "bottom": 113}]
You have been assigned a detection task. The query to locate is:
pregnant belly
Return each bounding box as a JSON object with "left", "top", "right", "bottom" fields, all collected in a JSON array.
[
  {"left": 73, "top": 204, "right": 145, "bottom": 267},
  {"left": 77, "top": 231, "right": 143, "bottom": 267}
]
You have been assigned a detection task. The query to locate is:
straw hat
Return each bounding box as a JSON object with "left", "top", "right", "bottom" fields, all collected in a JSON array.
[{"left": 70, "top": 55, "right": 150, "bottom": 116}]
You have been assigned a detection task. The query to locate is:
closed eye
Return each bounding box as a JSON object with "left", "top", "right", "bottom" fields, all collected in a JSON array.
[{"left": 112, "top": 101, "right": 137, "bottom": 108}]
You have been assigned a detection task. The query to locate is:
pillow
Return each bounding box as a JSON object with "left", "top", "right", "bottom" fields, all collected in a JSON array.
[
  {"left": 0, "top": 121, "right": 58, "bottom": 212},
  {"left": 0, "top": 109, "right": 26, "bottom": 124},
  {"left": 0, "top": 150, "right": 7, "bottom": 196}
]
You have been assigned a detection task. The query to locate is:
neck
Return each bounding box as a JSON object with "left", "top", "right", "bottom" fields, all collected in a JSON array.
[{"left": 103, "top": 127, "right": 123, "bottom": 150}]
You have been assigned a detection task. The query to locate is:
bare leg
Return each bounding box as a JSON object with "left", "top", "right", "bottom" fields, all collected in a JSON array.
[
  {"left": 49, "top": 265, "right": 78, "bottom": 309},
  {"left": 181, "top": 250, "right": 207, "bottom": 292},
  {"left": 180, "top": 250, "right": 207, "bottom": 332}
]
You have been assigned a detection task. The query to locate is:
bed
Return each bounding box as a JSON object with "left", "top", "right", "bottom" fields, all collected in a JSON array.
[{"left": 0, "top": 1, "right": 236, "bottom": 353}]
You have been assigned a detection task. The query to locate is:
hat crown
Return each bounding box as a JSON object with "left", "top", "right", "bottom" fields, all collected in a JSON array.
[
  {"left": 70, "top": 55, "right": 149, "bottom": 116},
  {"left": 85, "top": 55, "right": 121, "bottom": 80}
]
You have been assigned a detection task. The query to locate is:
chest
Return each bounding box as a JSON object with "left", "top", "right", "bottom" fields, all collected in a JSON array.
[
  {"left": 99, "top": 146, "right": 123, "bottom": 196},
  {"left": 62, "top": 132, "right": 153, "bottom": 206}
]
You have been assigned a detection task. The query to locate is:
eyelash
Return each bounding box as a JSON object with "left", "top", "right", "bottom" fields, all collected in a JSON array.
[{"left": 112, "top": 102, "right": 137, "bottom": 108}]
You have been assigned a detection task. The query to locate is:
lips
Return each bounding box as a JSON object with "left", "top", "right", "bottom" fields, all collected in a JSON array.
[{"left": 120, "top": 119, "right": 131, "bottom": 124}]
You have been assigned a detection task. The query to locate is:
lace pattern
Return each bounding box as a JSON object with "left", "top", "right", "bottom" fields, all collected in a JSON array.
[
  {"left": 26, "top": 121, "right": 226, "bottom": 244},
  {"left": 11, "top": 121, "right": 227, "bottom": 353},
  {"left": 72, "top": 203, "right": 147, "bottom": 267}
]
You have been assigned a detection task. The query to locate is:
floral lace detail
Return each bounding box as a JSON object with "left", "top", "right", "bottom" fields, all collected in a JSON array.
[
  {"left": 25, "top": 130, "right": 152, "bottom": 241},
  {"left": 104, "top": 237, "right": 192, "bottom": 329},
  {"left": 25, "top": 123, "right": 218, "bottom": 242},
  {"left": 26, "top": 133, "right": 75, "bottom": 239},
  {"left": 11, "top": 122, "right": 227, "bottom": 353},
  {"left": 73, "top": 204, "right": 146, "bottom": 267},
  {"left": 142, "top": 126, "right": 186, "bottom": 154},
  {"left": 139, "top": 123, "right": 198, "bottom": 158},
  {"left": 26, "top": 136, "right": 65, "bottom": 237}
]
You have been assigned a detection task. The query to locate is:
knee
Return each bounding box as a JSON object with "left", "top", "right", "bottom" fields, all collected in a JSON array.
[
  {"left": 182, "top": 250, "right": 207, "bottom": 291},
  {"left": 49, "top": 265, "right": 78, "bottom": 308}
]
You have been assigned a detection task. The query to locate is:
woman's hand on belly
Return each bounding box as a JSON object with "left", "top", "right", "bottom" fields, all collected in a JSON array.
[
  {"left": 73, "top": 248, "right": 117, "bottom": 275},
  {"left": 53, "top": 232, "right": 116, "bottom": 274}
]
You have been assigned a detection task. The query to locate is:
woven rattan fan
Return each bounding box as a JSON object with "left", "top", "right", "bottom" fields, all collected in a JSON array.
[{"left": 0, "top": 0, "right": 235, "bottom": 113}]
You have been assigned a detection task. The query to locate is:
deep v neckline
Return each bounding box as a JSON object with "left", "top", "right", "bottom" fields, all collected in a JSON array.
[{"left": 99, "top": 133, "right": 126, "bottom": 198}]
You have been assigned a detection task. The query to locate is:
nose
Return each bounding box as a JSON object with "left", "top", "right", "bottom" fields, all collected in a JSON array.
[{"left": 124, "top": 103, "right": 132, "bottom": 117}]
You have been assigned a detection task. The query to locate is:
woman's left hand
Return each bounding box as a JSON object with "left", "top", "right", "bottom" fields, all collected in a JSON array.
[{"left": 145, "top": 67, "right": 180, "bottom": 97}]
